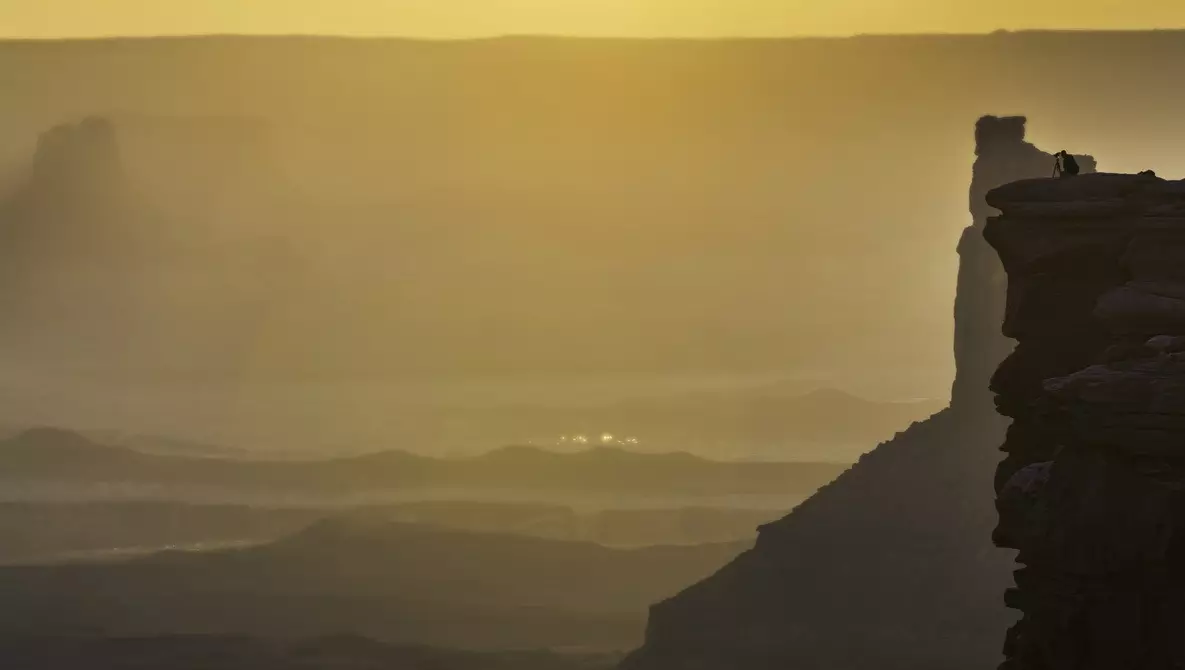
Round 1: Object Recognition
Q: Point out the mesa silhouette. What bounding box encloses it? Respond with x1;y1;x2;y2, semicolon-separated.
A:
0;499;783;565
0;428;845;499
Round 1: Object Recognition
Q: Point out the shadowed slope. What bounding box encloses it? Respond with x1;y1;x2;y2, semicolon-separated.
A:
0;519;746;651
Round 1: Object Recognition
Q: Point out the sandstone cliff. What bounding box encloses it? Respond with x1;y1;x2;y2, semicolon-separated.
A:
620;118;1090;670
987;172;1185;669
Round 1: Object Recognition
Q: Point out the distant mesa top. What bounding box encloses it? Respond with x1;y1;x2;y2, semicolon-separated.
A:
1053;150;1080;178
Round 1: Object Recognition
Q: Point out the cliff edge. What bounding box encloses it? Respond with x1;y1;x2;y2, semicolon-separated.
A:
987;171;1185;669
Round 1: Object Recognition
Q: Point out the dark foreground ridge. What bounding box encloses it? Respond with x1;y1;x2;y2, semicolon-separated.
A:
0;518;744;651
620;117;1089;670
987;171;1185;668
0;635;620;670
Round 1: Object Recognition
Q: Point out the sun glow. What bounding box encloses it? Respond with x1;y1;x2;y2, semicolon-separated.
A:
6;0;1185;39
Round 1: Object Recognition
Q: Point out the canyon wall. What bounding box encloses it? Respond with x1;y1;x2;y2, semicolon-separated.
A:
987;172;1185;669
619;119;1087;669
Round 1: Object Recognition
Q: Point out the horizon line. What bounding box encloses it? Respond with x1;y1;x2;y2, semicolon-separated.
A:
4;27;1185;43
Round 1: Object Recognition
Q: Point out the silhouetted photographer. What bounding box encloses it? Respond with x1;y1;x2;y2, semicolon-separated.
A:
1052;150;1080;178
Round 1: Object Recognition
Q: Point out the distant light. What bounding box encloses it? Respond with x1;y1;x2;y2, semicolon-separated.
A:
572;435;588;444
625;437;639;444
559;436;568;443
600;433;615;444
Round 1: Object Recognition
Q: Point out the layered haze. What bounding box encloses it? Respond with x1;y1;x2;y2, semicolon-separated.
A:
3;33;1185;455
2;27;1182;670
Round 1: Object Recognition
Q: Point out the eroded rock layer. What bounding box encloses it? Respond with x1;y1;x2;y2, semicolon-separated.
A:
986;171;1185;669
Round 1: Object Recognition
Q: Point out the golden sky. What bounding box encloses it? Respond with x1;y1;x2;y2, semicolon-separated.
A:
4;0;1185;38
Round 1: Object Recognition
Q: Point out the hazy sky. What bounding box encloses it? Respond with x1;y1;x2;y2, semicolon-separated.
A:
4;1;1185;38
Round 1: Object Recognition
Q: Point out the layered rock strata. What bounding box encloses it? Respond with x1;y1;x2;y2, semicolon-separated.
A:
986;172;1185;669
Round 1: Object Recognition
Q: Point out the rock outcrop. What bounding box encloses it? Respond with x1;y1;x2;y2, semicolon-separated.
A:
986;171;1185;669
953;116;1096;408
620;119;1091;670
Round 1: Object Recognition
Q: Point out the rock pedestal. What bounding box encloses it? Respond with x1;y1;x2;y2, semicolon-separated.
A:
953;116;1096;409
986;172;1185;669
